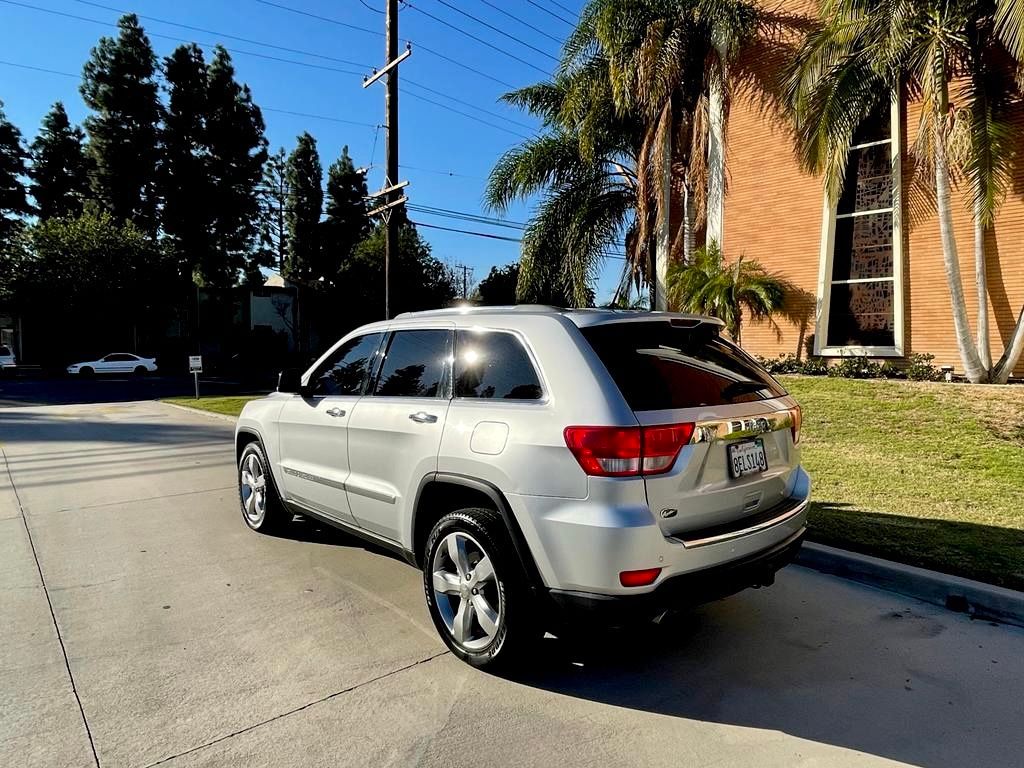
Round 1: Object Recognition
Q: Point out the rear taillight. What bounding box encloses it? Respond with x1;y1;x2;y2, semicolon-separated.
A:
563;423;695;478
619;567;662;587
789;405;802;445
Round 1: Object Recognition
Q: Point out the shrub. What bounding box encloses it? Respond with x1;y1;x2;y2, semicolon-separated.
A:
756;353;829;376
906;353;942;381
801;356;829;376
827;357;886;379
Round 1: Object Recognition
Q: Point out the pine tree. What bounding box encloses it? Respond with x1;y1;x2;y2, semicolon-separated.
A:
80;13;161;235
0;100;30;243
257;147;290;275
28;102;91;220
205;46;268;287
283;132;322;284
321;146;369;290
160;43;211;283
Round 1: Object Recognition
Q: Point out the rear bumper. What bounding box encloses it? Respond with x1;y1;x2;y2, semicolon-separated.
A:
548;528;806;625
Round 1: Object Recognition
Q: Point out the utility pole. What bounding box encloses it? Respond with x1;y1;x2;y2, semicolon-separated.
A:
363;0;411;320
384;0;399;320
454;264;472;299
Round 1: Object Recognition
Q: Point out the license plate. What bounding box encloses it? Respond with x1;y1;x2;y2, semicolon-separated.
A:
728;438;767;478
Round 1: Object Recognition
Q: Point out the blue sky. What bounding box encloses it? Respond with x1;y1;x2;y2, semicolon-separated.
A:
0;0;624;301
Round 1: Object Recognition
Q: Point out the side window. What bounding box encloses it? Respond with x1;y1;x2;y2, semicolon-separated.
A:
310;333;385;397
455;330;542;400
373;330;451;398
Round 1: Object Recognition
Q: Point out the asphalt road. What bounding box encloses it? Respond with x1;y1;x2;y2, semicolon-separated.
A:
0;375;271;408
2;400;1022;768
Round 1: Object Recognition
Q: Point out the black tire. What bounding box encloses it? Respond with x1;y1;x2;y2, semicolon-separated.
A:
133;365;147;377
238;441;288;533
423;507;539;670
79;366;94;378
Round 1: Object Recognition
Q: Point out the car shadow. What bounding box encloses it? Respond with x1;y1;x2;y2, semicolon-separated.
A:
504;575;1022;768
270;513;412;565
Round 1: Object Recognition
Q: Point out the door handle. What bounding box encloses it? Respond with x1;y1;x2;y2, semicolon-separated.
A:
325;407;346;418
408;411;438;424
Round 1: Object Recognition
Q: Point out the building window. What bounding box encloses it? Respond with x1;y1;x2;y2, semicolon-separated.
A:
815;98;903;356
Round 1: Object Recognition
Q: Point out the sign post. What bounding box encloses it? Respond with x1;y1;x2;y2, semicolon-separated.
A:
188;355;203;400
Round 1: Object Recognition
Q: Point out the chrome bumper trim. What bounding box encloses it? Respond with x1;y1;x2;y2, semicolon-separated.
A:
675;496;809;548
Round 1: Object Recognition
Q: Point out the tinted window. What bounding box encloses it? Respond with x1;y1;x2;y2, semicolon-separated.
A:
310;333;384;397
374;330;451;398
581;322;787;410
105;353;136;362
455;330;542;400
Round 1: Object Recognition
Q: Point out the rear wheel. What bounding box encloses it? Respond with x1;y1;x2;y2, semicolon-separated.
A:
423;508;539;670
238;442;288;533
133;365;147;377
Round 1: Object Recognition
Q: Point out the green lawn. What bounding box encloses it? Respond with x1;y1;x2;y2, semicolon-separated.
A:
162;395;263;417
163;378;1024;590
783;376;1024;591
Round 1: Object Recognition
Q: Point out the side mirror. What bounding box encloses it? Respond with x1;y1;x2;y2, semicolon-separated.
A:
277;368;305;394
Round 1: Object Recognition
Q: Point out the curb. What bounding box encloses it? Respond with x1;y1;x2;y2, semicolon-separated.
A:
156;400;239;424
796;541;1024;629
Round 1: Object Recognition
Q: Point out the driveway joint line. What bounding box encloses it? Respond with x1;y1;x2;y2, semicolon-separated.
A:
142;650;449;767
2;446;102;768
50;486;237;514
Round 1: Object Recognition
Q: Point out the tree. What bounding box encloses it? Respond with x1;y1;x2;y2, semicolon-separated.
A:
0;101;30;244
80;13;162;235
785;0;1024;383
666;241;786;345
474;263;520;305
257;147;290;275
28;102;91;220
160;43;211;284
283;132;323;284
321;146;369;289
340;220;458;320
205;46;268;287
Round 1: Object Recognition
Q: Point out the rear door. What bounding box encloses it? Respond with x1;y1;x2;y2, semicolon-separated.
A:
345;327;453;542
579;320;800;538
276;332;386;526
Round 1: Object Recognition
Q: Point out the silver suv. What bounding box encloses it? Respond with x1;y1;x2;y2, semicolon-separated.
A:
235;307;810;668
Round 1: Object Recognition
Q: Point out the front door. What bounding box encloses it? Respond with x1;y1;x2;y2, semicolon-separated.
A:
277;332;386;526
346;328;453;542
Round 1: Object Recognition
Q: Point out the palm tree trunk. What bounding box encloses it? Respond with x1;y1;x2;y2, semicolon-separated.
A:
683;180;695;263
991;307;1024;383
974;201;992;370
706;68;725;249
935;80;988;382
654;126;672;310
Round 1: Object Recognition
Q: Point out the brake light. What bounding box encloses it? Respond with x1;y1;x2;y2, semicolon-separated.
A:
789;405;802;445
563;423;695;477
619;567;662;587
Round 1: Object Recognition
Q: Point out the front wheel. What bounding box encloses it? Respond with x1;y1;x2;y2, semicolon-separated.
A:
423;508;539;670
238;441;288;533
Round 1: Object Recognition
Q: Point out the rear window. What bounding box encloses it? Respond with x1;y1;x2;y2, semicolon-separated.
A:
580;321;787;410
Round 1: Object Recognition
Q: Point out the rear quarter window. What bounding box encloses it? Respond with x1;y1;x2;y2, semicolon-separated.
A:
580;321;787;410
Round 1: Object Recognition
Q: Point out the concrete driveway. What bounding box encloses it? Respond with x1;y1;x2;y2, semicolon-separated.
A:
2;401;1022;768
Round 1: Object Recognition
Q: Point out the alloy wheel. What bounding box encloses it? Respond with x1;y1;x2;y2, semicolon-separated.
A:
431;531;503;651
240;452;268;526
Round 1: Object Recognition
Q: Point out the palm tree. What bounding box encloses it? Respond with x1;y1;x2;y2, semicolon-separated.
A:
666;241;787;344
785;0;1024;383
485;69;644;307
486;0;766;307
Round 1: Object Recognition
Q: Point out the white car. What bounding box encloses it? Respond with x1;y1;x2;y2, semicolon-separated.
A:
235;306;810;668
66;352;158;376
0;344;15;371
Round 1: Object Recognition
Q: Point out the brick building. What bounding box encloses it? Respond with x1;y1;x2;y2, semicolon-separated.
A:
700;0;1024;377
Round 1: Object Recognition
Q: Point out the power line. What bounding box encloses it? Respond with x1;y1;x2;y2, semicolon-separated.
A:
0;0;367;77
410;220;523;242
402;80;535;132
403;1;551;76
71;0;371;68
525;0;575;27
0;58;377;129
430;0;559;62
546;0;579;18
476;0;564;46
403;91;531;139
251;0;518;89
